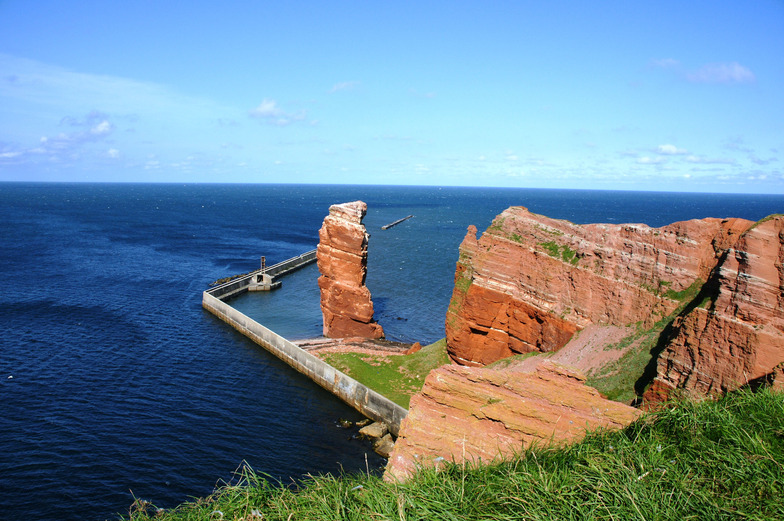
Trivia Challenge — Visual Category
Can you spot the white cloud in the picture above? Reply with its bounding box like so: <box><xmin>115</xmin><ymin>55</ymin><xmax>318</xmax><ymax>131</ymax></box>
<box><xmin>248</xmin><ymin>98</ymin><xmax>306</xmax><ymax>126</ymax></box>
<box><xmin>91</xmin><ymin>120</ymin><xmax>113</xmax><ymax>135</ymax></box>
<box><xmin>0</xmin><ymin>53</ymin><xmax>241</xmax><ymax>173</ymax></box>
<box><xmin>685</xmin><ymin>155</ymin><xmax>736</xmax><ymax>165</ymax></box>
<box><xmin>329</xmin><ymin>81</ymin><xmax>359</xmax><ymax>93</ymax></box>
<box><xmin>107</xmin><ymin>148</ymin><xmax>119</xmax><ymax>158</ymax></box>
<box><xmin>249</xmin><ymin>99</ymin><xmax>283</xmax><ymax>118</ymax></box>
<box><xmin>686</xmin><ymin>62</ymin><xmax>755</xmax><ymax>84</ymax></box>
<box><xmin>652</xmin><ymin>58</ymin><xmax>756</xmax><ymax>85</ymax></box>
<box><xmin>637</xmin><ymin>156</ymin><xmax>664</xmax><ymax>165</ymax></box>
<box><xmin>0</xmin><ymin>110</ymin><xmax>117</xmax><ymax>165</ymax></box>
<box><xmin>657</xmin><ymin>144</ymin><xmax>687</xmax><ymax>155</ymax></box>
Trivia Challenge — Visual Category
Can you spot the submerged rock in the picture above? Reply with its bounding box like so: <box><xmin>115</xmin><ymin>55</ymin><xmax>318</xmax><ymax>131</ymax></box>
<box><xmin>374</xmin><ymin>434</ymin><xmax>395</xmax><ymax>458</ymax></box>
<box><xmin>359</xmin><ymin>421</ymin><xmax>388</xmax><ymax>439</ymax></box>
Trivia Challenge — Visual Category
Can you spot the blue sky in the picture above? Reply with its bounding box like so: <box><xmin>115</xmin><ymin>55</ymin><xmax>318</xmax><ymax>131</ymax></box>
<box><xmin>1</xmin><ymin>1</ymin><xmax>782</xmax><ymax>193</ymax></box>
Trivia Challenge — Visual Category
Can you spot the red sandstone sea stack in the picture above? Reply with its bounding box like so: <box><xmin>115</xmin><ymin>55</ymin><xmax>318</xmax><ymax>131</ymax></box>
<box><xmin>317</xmin><ymin>201</ymin><xmax>384</xmax><ymax>339</ymax></box>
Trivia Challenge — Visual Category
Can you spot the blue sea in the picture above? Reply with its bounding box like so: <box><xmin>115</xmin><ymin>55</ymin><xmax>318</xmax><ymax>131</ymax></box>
<box><xmin>1</xmin><ymin>183</ymin><xmax>782</xmax><ymax>520</ymax></box>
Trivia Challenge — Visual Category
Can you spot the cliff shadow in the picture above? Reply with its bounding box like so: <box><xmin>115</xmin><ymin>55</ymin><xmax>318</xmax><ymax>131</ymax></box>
<box><xmin>632</xmin><ymin>268</ymin><xmax>723</xmax><ymax>402</ymax></box>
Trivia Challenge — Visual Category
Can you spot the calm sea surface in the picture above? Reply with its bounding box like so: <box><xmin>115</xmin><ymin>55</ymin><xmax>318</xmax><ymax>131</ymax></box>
<box><xmin>1</xmin><ymin>183</ymin><xmax>782</xmax><ymax>520</ymax></box>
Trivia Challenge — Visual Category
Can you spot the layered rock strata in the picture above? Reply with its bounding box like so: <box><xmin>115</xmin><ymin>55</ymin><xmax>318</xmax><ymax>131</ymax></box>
<box><xmin>384</xmin><ymin>361</ymin><xmax>641</xmax><ymax>481</ymax></box>
<box><xmin>317</xmin><ymin>201</ymin><xmax>384</xmax><ymax>339</ymax></box>
<box><xmin>645</xmin><ymin>216</ymin><xmax>784</xmax><ymax>402</ymax></box>
<box><xmin>445</xmin><ymin>206</ymin><xmax>784</xmax><ymax>402</ymax></box>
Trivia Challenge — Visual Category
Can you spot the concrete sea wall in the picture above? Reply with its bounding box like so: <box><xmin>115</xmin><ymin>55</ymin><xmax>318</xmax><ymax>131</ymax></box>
<box><xmin>202</xmin><ymin>253</ymin><xmax>407</xmax><ymax>435</ymax></box>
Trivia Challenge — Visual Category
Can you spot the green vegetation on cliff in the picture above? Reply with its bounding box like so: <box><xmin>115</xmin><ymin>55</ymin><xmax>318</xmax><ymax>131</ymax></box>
<box><xmin>128</xmin><ymin>387</ymin><xmax>784</xmax><ymax>520</ymax></box>
<box><xmin>588</xmin><ymin>279</ymin><xmax>707</xmax><ymax>403</ymax></box>
<box><xmin>321</xmin><ymin>339</ymin><xmax>450</xmax><ymax>409</ymax></box>
<box><xmin>538</xmin><ymin>240</ymin><xmax>579</xmax><ymax>265</ymax></box>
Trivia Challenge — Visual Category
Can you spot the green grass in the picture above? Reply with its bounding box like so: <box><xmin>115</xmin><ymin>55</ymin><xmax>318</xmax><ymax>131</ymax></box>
<box><xmin>485</xmin><ymin>350</ymin><xmax>548</xmax><ymax>370</ymax></box>
<box><xmin>320</xmin><ymin>339</ymin><xmax>451</xmax><ymax>409</ymax></box>
<box><xmin>747</xmin><ymin>213</ymin><xmax>783</xmax><ymax>232</ymax></box>
<box><xmin>538</xmin><ymin>241</ymin><xmax>579</xmax><ymax>265</ymax></box>
<box><xmin>587</xmin><ymin>279</ymin><xmax>706</xmax><ymax>403</ymax></box>
<box><xmin>127</xmin><ymin>387</ymin><xmax>784</xmax><ymax>520</ymax></box>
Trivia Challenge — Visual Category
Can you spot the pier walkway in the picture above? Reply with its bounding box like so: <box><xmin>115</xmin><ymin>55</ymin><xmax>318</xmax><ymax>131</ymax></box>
<box><xmin>202</xmin><ymin>250</ymin><xmax>407</xmax><ymax>435</ymax></box>
<box><xmin>208</xmin><ymin>249</ymin><xmax>317</xmax><ymax>300</ymax></box>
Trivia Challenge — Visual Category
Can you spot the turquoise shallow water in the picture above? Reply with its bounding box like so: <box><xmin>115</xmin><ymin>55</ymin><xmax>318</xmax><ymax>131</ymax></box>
<box><xmin>1</xmin><ymin>183</ymin><xmax>781</xmax><ymax>520</ymax></box>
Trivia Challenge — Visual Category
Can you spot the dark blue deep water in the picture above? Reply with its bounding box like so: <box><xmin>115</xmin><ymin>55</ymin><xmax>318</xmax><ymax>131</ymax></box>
<box><xmin>1</xmin><ymin>183</ymin><xmax>782</xmax><ymax>520</ymax></box>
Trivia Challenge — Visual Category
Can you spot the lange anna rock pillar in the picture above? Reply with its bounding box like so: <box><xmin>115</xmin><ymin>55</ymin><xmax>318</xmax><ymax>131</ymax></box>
<box><xmin>316</xmin><ymin>201</ymin><xmax>384</xmax><ymax>339</ymax></box>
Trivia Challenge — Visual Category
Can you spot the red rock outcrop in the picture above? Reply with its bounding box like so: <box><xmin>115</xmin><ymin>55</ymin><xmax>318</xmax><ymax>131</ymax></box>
<box><xmin>645</xmin><ymin>216</ymin><xmax>784</xmax><ymax>402</ymax></box>
<box><xmin>445</xmin><ymin>206</ymin><xmax>784</xmax><ymax>403</ymax></box>
<box><xmin>317</xmin><ymin>201</ymin><xmax>384</xmax><ymax>339</ymax></box>
<box><xmin>384</xmin><ymin>361</ymin><xmax>641</xmax><ymax>481</ymax></box>
<box><xmin>446</xmin><ymin>207</ymin><xmax>750</xmax><ymax>366</ymax></box>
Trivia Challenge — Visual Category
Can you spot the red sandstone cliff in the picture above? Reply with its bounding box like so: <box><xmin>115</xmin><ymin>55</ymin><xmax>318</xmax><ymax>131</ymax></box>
<box><xmin>444</xmin><ymin>206</ymin><xmax>783</xmax><ymax>402</ymax></box>
<box><xmin>317</xmin><ymin>201</ymin><xmax>384</xmax><ymax>339</ymax></box>
<box><xmin>385</xmin><ymin>361</ymin><xmax>640</xmax><ymax>481</ymax></box>
<box><xmin>645</xmin><ymin>216</ymin><xmax>784</xmax><ymax>402</ymax></box>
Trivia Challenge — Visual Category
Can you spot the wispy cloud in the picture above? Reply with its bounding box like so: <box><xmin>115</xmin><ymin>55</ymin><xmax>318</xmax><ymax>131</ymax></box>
<box><xmin>686</xmin><ymin>62</ymin><xmax>755</xmax><ymax>84</ymax></box>
<box><xmin>0</xmin><ymin>110</ymin><xmax>116</xmax><ymax>165</ymax></box>
<box><xmin>637</xmin><ymin>156</ymin><xmax>665</xmax><ymax>165</ymax></box>
<box><xmin>652</xmin><ymin>58</ymin><xmax>756</xmax><ymax>84</ymax></box>
<box><xmin>248</xmin><ymin>98</ymin><xmax>306</xmax><ymax>126</ymax></box>
<box><xmin>0</xmin><ymin>53</ymin><xmax>244</xmax><ymax>173</ymax></box>
<box><xmin>656</xmin><ymin>144</ymin><xmax>687</xmax><ymax>155</ymax></box>
<box><xmin>651</xmin><ymin>58</ymin><xmax>680</xmax><ymax>69</ymax></box>
<box><xmin>329</xmin><ymin>81</ymin><xmax>359</xmax><ymax>93</ymax></box>
<box><xmin>685</xmin><ymin>155</ymin><xmax>736</xmax><ymax>165</ymax></box>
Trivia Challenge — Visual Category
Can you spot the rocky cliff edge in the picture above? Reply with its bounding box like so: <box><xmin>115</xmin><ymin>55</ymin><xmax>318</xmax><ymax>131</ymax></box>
<box><xmin>445</xmin><ymin>207</ymin><xmax>783</xmax><ymax>402</ymax></box>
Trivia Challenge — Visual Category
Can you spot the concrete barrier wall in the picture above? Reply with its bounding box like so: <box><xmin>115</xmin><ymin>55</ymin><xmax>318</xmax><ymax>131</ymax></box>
<box><xmin>265</xmin><ymin>250</ymin><xmax>317</xmax><ymax>277</ymax></box>
<box><xmin>202</xmin><ymin>290</ymin><xmax>407</xmax><ymax>435</ymax></box>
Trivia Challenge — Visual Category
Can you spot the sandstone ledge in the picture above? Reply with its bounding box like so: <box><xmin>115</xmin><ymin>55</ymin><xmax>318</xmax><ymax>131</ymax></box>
<box><xmin>384</xmin><ymin>361</ymin><xmax>641</xmax><ymax>481</ymax></box>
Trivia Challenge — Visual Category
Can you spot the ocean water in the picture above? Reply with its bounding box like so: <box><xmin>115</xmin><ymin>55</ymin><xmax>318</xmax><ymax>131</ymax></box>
<box><xmin>0</xmin><ymin>183</ymin><xmax>781</xmax><ymax>521</ymax></box>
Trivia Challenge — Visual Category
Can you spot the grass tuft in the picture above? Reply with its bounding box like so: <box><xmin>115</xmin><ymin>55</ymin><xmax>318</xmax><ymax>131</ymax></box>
<box><xmin>127</xmin><ymin>387</ymin><xmax>784</xmax><ymax>520</ymax></box>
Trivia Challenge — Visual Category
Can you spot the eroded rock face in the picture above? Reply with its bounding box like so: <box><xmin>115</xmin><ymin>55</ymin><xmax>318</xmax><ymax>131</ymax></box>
<box><xmin>317</xmin><ymin>201</ymin><xmax>384</xmax><ymax>339</ymax></box>
<box><xmin>645</xmin><ymin>216</ymin><xmax>784</xmax><ymax>402</ymax></box>
<box><xmin>446</xmin><ymin>206</ymin><xmax>783</xmax><ymax>403</ymax></box>
<box><xmin>446</xmin><ymin>208</ymin><xmax>751</xmax><ymax>366</ymax></box>
<box><xmin>384</xmin><ymin>361</ymin><xmax>641</xmax><ymax>481</ymax></box>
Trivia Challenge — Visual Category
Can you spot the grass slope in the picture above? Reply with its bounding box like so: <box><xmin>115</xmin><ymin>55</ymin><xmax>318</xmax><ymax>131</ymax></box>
<box><xmin>128</xmin><ymin>387</ymin><xmax>784</xmax><ymax>520</ymax></box>
<box><xmin>320</xmin><ymin>339</ymin><xmax>450</xmax><ymax>409</ymax></box>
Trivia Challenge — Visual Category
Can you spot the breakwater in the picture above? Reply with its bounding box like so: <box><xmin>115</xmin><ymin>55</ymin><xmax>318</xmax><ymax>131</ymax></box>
<box><xmin>202</xmin><ymin>252</ymin><xmax>408</xmax><ymax>435</ymax></box>
<box><xmin>381</xmin><ymin>214</ymin><xmax>413</xmax><ymax>230</ymax></box>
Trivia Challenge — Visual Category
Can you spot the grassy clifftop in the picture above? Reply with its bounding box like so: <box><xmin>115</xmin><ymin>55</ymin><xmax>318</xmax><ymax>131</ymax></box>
<box><xmin>128</xmin><ymin>387</ymin><xmax>784</xmax><ymax>520</ymax></box>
